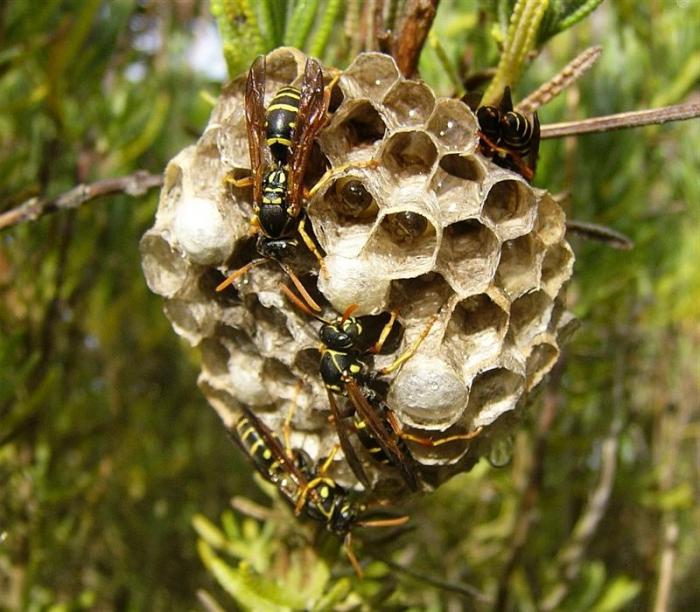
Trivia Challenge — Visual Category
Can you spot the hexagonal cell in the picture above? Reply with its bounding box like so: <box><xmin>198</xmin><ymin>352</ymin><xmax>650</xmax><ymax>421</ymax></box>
<box><xmin>263</xmin><ymin>47</ymin><xmax>306</xmax><ymax>96</ymax></box>
<box><xmin>467</xmin><ymin>368</ymin><xmax>524</xmax><ymax>427</ymax></box>
<box><xmin>320</xmin><ymin>100</ymin><xmax>387</xmax><ymax>163</ymax></box>
<box><xmin>380</xmin><ymin>130</ymin><xmax>438</xmax><ymax>179</ymax></box>
<box><xmin>140</xmin><ymin>230</ymin><xmax>194</xmax><ymax>299</ymax></box>
<box><xmin>525</xmin><ymin>342</ymin><xmax>559</xmax><ymax>390</ymax></box>
<box><xmin>404</xmin><ymin>419</ymin><xmax>480</xmax><ymax>466</ymax></box>
<box><xmin>432</xmin><ymin>154</ymin><xmax>486</xmax><ymax>224</ymax></box>
<box><xmin>482</xmin><ymin>179</ymin><xmax>537</xmax><ymax>240</ymax></box>
<box><xmin>163</xmin><ymin>299</ymin><xmax>215</xmax><ymax>345</ymax></box>
<box><xmin>443</xmin><ymin>293</ymin><xmax>509</xmax><ymax>376</ymax></box>
<box><xmin>388</xmin><ymin>272</ymin><xmax>453</xmax><ymax>331</ymax></box>
<box><xmin>307</xmin><ymin>173</ymin><xmax>379</xmax><ymax>258</ymax></box>
<box><xmin>436</xmin><ymin>220</ymin><xmax>501</xmax><ymax>297</ymax></box>
<box><xmin>217</xmin><ymin>108</ymin><xmax>252</xmax><ymax>170</ymax></box>
<box><xmin>534</xmin><ymin>191</ymin><xmax>566</xmax><ymax>246</ymax></box>
<box><xmin>383</xmin><ymin>79</ymin><xmax>436</xmax><ymax>127</ymax></box>
<box><xmin>426</xmin><ymin>99</ymin><xmax>478</xmax><ymax>152</ymax></box>
<box><xmin>495</xmin><ymin>234</ymin><xmax>545</xmax><ymax>299</ymax></box>
<box><xmin>540</xmin><ymin>242</ymin><xmax>574</xmax><ymax>298</ymax></box>
<box><xmin>343</xmin><ymin>52</ymin><xmax>401</xmax><ymax>101</ymax></box>
<box><xmin>509</xmin><ymin>290</ymin><xmax>554</xmax><ymax>348</ymax></box>
<box><xmin>200</xmin><ymin>336</ymin><xmax>233</xmax><ymax>378</ymax></box>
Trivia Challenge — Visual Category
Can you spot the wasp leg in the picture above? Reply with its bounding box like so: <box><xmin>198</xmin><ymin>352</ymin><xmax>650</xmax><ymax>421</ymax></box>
<box><xmin>370</xmin><ymin>311</ymin><xmax>398</xmax><ymax>355</ymax></box>
<box><xmin>306</xmin><ymin>159</ymin><xmax>380</xmax><ymax>200</ymax></box>
<box><xmin>387</xmin><ymin>410</ymin><xmax>483</xmax><ymax>447</ymax></box>
<box><xmin>293</xmin><ymin>445</ymin><xmax>340</xmax><ymax>515</ymax></box>
<box><xmin>297</xmin><ymin>215</ymin><xmax>327</xmax><ymax>275</ymax></box>
<box><xmin>378</xmin><ymin>313</ymin><xmax>437</xmax><ymax>375</ymax></box>
<box><xmin>225</xmin><ymin>174</ymin><xmax>254</xmax><ymax>188</ymax></box>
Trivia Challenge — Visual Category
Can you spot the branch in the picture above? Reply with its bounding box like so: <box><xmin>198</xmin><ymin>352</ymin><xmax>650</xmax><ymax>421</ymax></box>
<box><xmin>517</xmin><ymin>46</ymin><xmax>602</xmax><ymax>114</ymax></box>
<box><xmin>566</xmin><ymin>219</ymin><xmax>634</xmax><ymax>251</ymax></box>
<box><xmin>392</xmin><ymin>0</ymin><xmax>439</xmax><ymax>77</ymax></box>
<box><xmin>540</xmin><ymin>102</ymin><xmax>700</xmax><ymax>139</ymax></box>
<box><xmin>0</xmin><ymin>171</ymin><xmax>164</xmax><ymax>231</ymax></box>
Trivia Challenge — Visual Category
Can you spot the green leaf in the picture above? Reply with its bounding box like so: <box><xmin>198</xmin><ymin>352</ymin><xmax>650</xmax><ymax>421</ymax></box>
<box><xmin>591</xmin><ymin>576</ymin><xmax>642</xmax><ymax>612</ymax></box>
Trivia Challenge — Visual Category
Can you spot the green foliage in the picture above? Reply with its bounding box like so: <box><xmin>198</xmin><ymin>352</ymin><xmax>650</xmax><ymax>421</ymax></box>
<box><xmin>1</xmin><ymin>1</ymin><xmax>699</xmax><ymax>610</ymax></box>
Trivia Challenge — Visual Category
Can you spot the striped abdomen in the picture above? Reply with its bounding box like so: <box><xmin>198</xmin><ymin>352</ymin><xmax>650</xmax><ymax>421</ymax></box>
<box><xmin>500</xmin><ymin>111</ymin><xmax>535</xmax><ymax>157</ymax></box>
<box><xmin>266</xmin><ymin>85</ymin><xmax>300</xmax><ymax>163</ymax></box>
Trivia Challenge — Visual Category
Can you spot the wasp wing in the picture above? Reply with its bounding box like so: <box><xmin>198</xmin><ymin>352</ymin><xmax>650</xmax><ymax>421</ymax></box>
<box><xmin>526</xmin><ymin>111</ymin><xmax>540</xmax><ymax>178</ymax></box>
<box><xmin>327</xmin><ymin>389</ymin><xmax>371</xmax><ymax>489</ymax></box>
<box><xmin>344</xmin><ymin>379</ymin><xmax>419</xmax><ymax>492</ymax></box>
<box><xmin>287</xmin><ymin>58</ymin><xmax>328</xmax><ymax>217</ymax></box>
<box><xmin>245</xmin><ymin>55</ymin><xmax>267</xmax><ymax>206</ymax></box>
<box><xmin>499</xmin><ymin>85</ymin><xmax>514</xmax><ymax>113</ymax></box>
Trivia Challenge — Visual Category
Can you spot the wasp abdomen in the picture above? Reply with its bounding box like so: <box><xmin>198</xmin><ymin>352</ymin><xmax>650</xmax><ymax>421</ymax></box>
<box><xmin>266</xmin><ymin>85</ymin><xmax>301</xmax><ymax>163</ymax></box>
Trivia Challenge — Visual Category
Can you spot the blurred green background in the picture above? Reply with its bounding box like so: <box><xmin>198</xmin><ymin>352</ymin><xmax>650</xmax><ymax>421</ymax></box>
<box><xmin>1</xmin><ymin>1</ymin><xmax>698</xmax><ymax>610</ymax></box>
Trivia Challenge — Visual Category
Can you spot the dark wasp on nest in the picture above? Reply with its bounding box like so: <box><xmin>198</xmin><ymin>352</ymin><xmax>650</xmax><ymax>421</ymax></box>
<box><xmin>229</xmin><ymin>405</ymin><xmax>409</xmax><ymax>577</ymax></box>
<box><xmin>474</xmin><ymin>86</ymin><xmax>541</xmax><ymax>182</ymax></box>
<box><xmin>280</xmin><ymin>282</ymin><xmax>483</xmax><ymax>494</ymax></box>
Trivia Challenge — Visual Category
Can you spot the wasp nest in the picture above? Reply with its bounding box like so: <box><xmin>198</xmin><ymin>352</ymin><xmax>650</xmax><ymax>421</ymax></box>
<box><xmin>141</xmin><ymin>48</ymin><xmax>575</xmax><ymax>494</ymax></box>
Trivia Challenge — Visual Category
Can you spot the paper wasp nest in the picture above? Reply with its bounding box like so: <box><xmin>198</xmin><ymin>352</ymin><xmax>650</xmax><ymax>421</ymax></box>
<box><xmin>141</xmin><ymin>48</ymin><xmax>575</xmax><ymax>494</ymax></box>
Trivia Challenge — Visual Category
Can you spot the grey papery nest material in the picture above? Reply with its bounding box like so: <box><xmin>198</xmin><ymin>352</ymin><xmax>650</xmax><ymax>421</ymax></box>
<box><xmin>141</xmin><ymin>48</ymin><xmax>575</xmax><ymax>495</ymax></box>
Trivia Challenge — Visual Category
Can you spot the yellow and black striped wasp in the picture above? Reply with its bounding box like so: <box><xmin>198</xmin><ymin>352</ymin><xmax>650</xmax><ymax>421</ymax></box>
<box><xmin>475</xmin><ymin>86</ymin><xmax>540</xmax><ymax>182</ymax></box>
<box><xmin>216</xmin><ymin>55</ymin><xmax>335</xmax><ymax>295</ymax></box>
<box><xmin>280</xmin><ymin>284</ymin><xmax>483</xmax><ymax>493</ymax></box>
<box><xmin>229</xmin><ymin>404</ymin><xmax>408</xmax><ymax>577</ymax></box>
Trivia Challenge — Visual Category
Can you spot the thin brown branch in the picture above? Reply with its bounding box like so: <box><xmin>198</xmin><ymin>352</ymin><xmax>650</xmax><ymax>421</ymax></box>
<box><xmin>566</xmin><ymin>219</ymin><xmax>634</xmax><ymax>251</ymax></box>
<box><xmin>540</xmin><ymin>102</ymin><xmax>700</xmax><ymax>139</ymax></box>
<box><xmin>517</xmin><ymin>46</ymin><xmax>602</xmax><ymax>114</ymax></box>
<box><xmin>0</xmin><ymin>170</ymin><xmax>163</xmax><ymax>231</ymax></box>
<box><xmin>494</xmin><ymin>363</ymin><xmax>564</xmax><ymax>611</ymax></box>
<box><xmin>392</xmin><ymin>0</ymin><xmax>439</xmax><ymax>78</ymax></box>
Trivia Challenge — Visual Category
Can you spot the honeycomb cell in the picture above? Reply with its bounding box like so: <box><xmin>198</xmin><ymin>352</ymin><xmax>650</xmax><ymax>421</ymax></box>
<box><xmin>388</xmin><ymin>354</ymin><xmax>469</xmax><ymax>429</ymax></box>
<box><xmin>509</xmin><ymin>290</ymin><xmax>554</xmax><ymax>348</ymax></box>
<box><xmin>163</xmin><ymin>299</ymin><xmax>214</xmax><ymax>345</ymax></box>
<box><xmin>495</xmin><ymin>234</ymin><xmax>545</xmax><ymax>298</ymax></box>
<box><xmin>468</xmin><ymin>368</ymin><xmax>524</xmax><ymax>427</ymax></box>
<box><xmin>525</xmin><ymin>342</ymin><xmax>559</xmax><ymax>390</ymax></box>
<box><xmin>432</xmin><ymin>154</ymin><xmax>486</xmax><ymax>224</ymax></box>
<box><xmin>482</xmin><ymin>178</ymin><xmax>537</xmax><ymax>240</ymax></box>
<box><xmin>140</xmin><ymin>230</ymin><xmax>193</xmax><ymax>299</ymax></box>
<box><xmin>534</xmin><ymin>191</ymin><xmax>566</xmax><ymax>246</ymax></box>
<box><xmin>200</xmin><ymin>336</ymin><xmax>233</xmax><ymax>378</ymax></box>
<box><xmin>380</xmin><ymin>130</ymin><xmax>438</xmax><ymax>178</ymax></box>
<box><xmin>320</xmin><ymin>100</ymin><xmax>387</xmax><ymax>163</ymax></box>
<box><xmin>443</xmin><ymin>293</ymin><xmax>509</xmax><ymax>376</ymax></box>
<box><xmin>264</xmin><ymin>47</ymin><xmax>306</xmax><ymax>95</ymax></box>
<box><xmin>436</xmin><ymin>220</ymin><xmax>500</xmax><ymax>296</ymax></box>
<box><xmin>426</xmin><ymin>99</ymin><xmax>478</xmax><ymax>152</ymax></box>
<box><xmin>172</xmin><ymin>195</ymin><xmax>236</xmax><ymax>265</ymax></box>
<box><xmin>217</xmin><ymin>108</ymin><xmax>251</xmax><ymax>169</ymax></box>
<box><xmin>343</xmin><ymin>52</ymin><xmax>401</xmax><ymax>101</ymax></box>
<box><xmin>540</xmin><ymin>242</ymin><xmax>574</xmax><ymax>298</ymax></box>
<box><xmin>383</xmin><ymin>79</ymin><xmax>436</xmax><ymax>127</ymax></box>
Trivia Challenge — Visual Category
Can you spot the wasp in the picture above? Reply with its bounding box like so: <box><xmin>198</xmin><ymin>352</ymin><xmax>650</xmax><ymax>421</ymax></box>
<box><xmin>475</xmin><ymin>86</ymin><xmax>540</xmax><ymax>182</ymax></box>
<box><xmin>280</xmin><ymin>284</ymin><xmax>483</xmax><ymax>493</ymax></box>
<box><xmin>216</xmin><ymin>55</ymin><xmax>335</xmax><ymax>295</ymax></box>
<box><xmin>230</xmin><ymin>405</ymin><xmax>408</xmax><ymax>577</ymax></box>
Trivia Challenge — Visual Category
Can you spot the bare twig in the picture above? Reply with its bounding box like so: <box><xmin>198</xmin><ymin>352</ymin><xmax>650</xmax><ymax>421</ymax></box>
<box><xmin>392</xmin><ymin>0</ymin><xmax>439</xmax><ymax>78</ymax></box>
<box><xmin>566</xmin><ymin>219</ymin><xmax>634</xmax><ymax>251</ymax></box>
<box><xmin>0</xmin><ymin>170</ymin><xmax>163</xmax><ymax>231</ymax></box>
<box><xmin>517</xmin><ymin>46</ymin><xmax>602</xmax><ymax>114</ymax></box>
<box><xmin>494</xmin><ymin>363</ymin><xmax>563</xmax><ymax>611</ymax></box>
<box><xmin>539</xmin><ymin>419</ymin><xmax>622</xmax><ymax>610</ymax></box>
<box><xmin>380</xmin><ymin>557</ymin><xmax>493</xmax><ymax>603</ymax></box>
<box><xmin>540</xmin><ymin>102</ymin><xmax>700</xmax><ymax>139</ymax></box>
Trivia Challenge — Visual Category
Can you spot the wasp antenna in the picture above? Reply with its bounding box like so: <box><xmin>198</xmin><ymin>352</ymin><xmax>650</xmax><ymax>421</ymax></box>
<box><xmin>341</xmin><ymin>303</ymin><xmax>359</xmax><ymax>323</ymax></box>
<box><xmin>216</xmin><ymin>259</ymin><xmax>266</xmax><ymax>292</ymax></box>
<box><xmin>356</xmin><ymin>515</ymin><xmax>410</xmax><ymax>529</ymax></box>
<box><xmin>279</xmin><ymin>262</ymin><xmax>323</xmax><ymax>312</ymax></box>
<box><xmin>344</xmin><ymin>533</ymin><xmax>364</xmax><ymax>579</ymax></box>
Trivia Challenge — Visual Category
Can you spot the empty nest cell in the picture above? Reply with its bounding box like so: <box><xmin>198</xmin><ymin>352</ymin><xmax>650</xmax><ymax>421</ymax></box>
<box><xmin>426</xmin><ymin>98</ymin><xmax>478</xmax><ymax>152</ymax></box>
<box><xmin>342</xmin><ymin>52</ymin><xmax>401</xmax><ymax>101</ymax></box>
<box><xmin>482</xmin><ymin>178</ymin><xmax>537</xmax><ymax>240</ymax></box>
<box><xmin>380</xmin><ymin>130</ymin><xmax>438</xmax><ymax>178</ymax></box>
<box><xmin>382</xmin><ymin>79</ymin><xmax>436</xmax><ymax>127</ymax></box>
<box><xmin>436</xmin><ymin>219</ymin><xmax>501</xmax><ymax>296</ymax></box>
<box><xmin>467</xmin><ymin>367</ymin><xmax>524</xmax><ymax>427</ymax></box>
<box><xmin>508</xmin><ymin>290</ymin><xmax>554</xmax><ymax>348</ymax></box>
<box><xmin>495</xmin><ymin>234</ymin><xmax>545</xmax><ymax>298</ymax></box>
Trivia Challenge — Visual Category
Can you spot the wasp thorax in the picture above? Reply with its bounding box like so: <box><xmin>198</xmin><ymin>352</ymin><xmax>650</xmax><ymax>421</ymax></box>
<box><xmin>142</xmin><ymin>47</ymin><xmax>575</xmax><ymax>495</ymax></box>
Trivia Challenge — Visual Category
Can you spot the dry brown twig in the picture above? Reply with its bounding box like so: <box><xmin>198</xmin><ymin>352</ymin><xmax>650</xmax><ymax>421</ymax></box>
<box><xmin>541</xmin><ymin>101</ymin><xmax>700</xmax><ymax>139</ymax></box>
<box><xmin>392</xmin><ymin>0</ymin><xmax>439</xmax><ymax>77</ymax></box>
<box><xmin>0</xmin><ymin>171</ymin><xmax>163</xmax><ymax>231</ymax></box>
<box><xmin>517</xmin><ymin>46</ymin><xmax>603</xmax><ymax>114</ymax></box>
